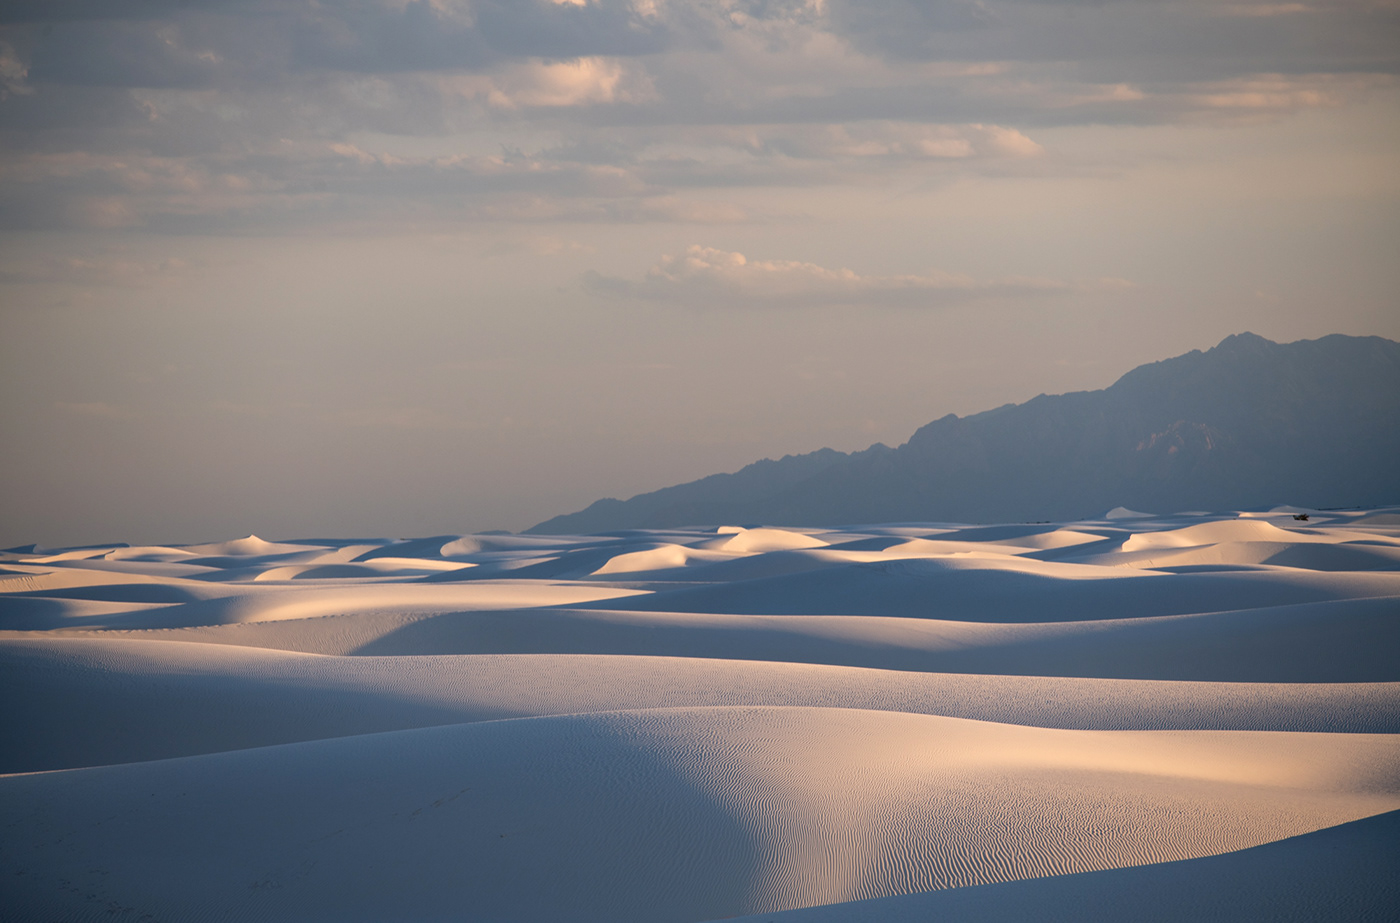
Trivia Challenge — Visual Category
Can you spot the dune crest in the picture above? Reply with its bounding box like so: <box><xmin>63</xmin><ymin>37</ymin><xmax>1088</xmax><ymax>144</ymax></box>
<box><xmin>3</xmin><ymin>506</ymin><xmax>1398</xmax><ymax>919</ymax></box>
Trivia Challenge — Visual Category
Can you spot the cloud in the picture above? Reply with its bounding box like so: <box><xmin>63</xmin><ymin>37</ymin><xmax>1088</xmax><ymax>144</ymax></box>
<box><xmin>0</xmin><ymin>0</ymin><xmax>1394</xmax><ymax>236</ymax></box>
<box><xmin>827</xmin><ymin>0</ymin><xmax>1400</xmax><ymax>84</ymax></box>
<box><xmin>0</xmin><ymin>40</ymin><xmax>31</xmax><ymax>99</ymax></box>
<box><xmin>25</xmin><ymin>19</ymin><xmax>229</xmax><ymax>89</ymax></box>
<box><xmin>0</xmin><ymin>253</ymin><xmax>189</xmax><ymax>286</ymax></box>
<box><xmin>1</xmin><ymin>117</ymin><xmax>1038</xmax><ymax>232</ymax></box>
<box><xmin>0</xmin><ymin>149</ymin><xmax>283</xmax><ymax>230</ymax></box>
<box><xmin>6</xmin><ymin>2</ymin><xmax>668</xmax><ymax>87</ymax></box>
<box><xmin>434</xmin><ymin>56</ymin><xmax>654</xmax><ymax>108</ymax></box>
<box><xmin>652</xmin><ymin>121</ymin><xmax>1044</xmax><ymax>161</ymax></box>
<box><xmin>586</xmin><ymin>245</ymin><xmax>1132</xmax><ymax>308</ymax></box>
<box><xmin>0</xmin><ymin>141</ymin><xmax>667</xmax><ymax>231</ymax></box>
<box><xmin>0</xmin><ymin>1</ymin><xmax>223</xmax><ymax>24</ymax></box>
<box><xmin>1189</xmin><ymin>74</ymin><xmax>1354</xmax><ymax>112</ymax></box>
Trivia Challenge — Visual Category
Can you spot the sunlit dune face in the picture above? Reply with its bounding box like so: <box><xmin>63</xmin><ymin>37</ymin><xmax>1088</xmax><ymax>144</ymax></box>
<box><xmin>3</xmin><ymin>508</ymin><xmax>1400</xmax><ymax>918</ymax></box>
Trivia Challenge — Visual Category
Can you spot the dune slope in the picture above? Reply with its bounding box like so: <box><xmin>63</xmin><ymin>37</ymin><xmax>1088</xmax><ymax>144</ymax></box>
<box><xmin>722</xmin><ymin>808</ymin><xmax>1400</xmax><ymax>923</ymax></box>
<box><xmin>2</xmin><ymin>507</ymin><xmax>1398</xmax><ymax>919</ymax></box>
<box><xmin>5</xmin><ymin>708</ymin><xmax>1398</xmax><ymax>922</ymax></box>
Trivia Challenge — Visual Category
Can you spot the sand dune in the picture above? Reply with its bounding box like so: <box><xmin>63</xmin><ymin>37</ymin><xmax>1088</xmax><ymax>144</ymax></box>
<box><xmin>6</xmin><ymin>639</ymin><xmax>1399</xmax><ymax>774</ymax></box>
<box><xmin>5</xmin><ymin>708</ymin><xmax>1397</xmax><ymax>922</ymax></box>
<box><xmin>91</xmin><ymin>593</ymin><xmax>1396</xmax><ymax>682</ymax></box>
<box><xmin>726</xmin><ymin>809</ymin><xmax>1400</xmax><ymax>922</ymax></box>
<box><xmin>2</xmin><ymin>507</ymin><xmax>1398</xmax><ymax>919</ymax></box>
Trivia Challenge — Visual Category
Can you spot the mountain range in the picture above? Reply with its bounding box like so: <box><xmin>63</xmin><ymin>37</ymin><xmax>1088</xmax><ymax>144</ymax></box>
<box><xmin>529</xmin><ymin>333</ymin><xmax>1400</xmax><ymax>533</ymax></box>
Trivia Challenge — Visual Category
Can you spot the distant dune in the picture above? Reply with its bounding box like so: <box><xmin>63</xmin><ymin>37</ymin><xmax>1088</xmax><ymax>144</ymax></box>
<box><xmin>530</xmin><ymin>333</ymin><xmax>1400</xmax><ymax>533</ymax></box>
<box><xmin>3</xmin><ymin>505</ymin><xmax>1399</xmax><ymax>920</ymax></box>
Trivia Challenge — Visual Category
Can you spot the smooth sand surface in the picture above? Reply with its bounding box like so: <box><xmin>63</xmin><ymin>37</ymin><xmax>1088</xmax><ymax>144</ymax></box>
<box><xmin>2</xmin><ymin>506</ymin><xmax>1398</xmax><ymax>920</ymax></box>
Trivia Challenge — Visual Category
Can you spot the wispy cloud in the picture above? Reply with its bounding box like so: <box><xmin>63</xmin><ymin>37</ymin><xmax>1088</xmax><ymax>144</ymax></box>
<box><xmin>586</xmin><ymin>245</ymin><xmax>1133</xmax><ymax>309</ymax></box>
<box><xmin>648</xmin><ymin>121</ymin><xmax>1045</xmax><ymax>162</ymax></box>
<box><xmin>0</xmin><ymin>0</ymin><xmax>1392</xmax><ymax>235</ymax></box>
<box><xmin>433</xmin><ymin>56</ymin><xmax>655</xmax><ymax>109</ymax></box>
<box><xmin>0</xmin><ymin>252</ymin><xmax>189</xmax><ymax>286</ymax></box>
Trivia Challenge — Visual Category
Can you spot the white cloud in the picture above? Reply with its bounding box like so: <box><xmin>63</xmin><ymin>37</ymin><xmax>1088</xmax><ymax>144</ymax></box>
<box><xmin>670</xmin><ymin>121</ymin><xmax>1044</xmax><ymax>161</ymax></box>
<box><xmin>1190</xmin><ymin>74</ymin><xmax>1356</xmax><ymax>112</ymax></box>
<box><xmin>436</xmin><ymin>56</ymin><xmax>654</xmax><ymax>109</ymax></box>
<box><xmin>0</xmin><ymin>41</ymin><xmax>32</xmax><ymax>99</ymax></box>
<box><xmin>587</xmin><ymin>245</ymin><xmax>1132</xmax><ymax>308</ymax></box>
<box><xmin>0</xmin><ymin>0</ymin><xmax>1394</xmax><ymax>235</ymax></box>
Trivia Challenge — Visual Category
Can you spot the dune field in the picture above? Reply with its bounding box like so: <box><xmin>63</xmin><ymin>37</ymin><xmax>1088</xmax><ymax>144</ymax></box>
<box><xmin>2</xmin><ymin>506</ymin><xmax>1399</xmax><ymax>921</ymax></box>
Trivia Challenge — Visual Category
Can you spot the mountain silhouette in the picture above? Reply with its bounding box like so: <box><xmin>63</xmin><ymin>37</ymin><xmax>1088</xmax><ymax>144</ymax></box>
<box><xmin>528</xmin><ymin>333</ymin><xmax>1400</xmax><ymax>533</ymax></box>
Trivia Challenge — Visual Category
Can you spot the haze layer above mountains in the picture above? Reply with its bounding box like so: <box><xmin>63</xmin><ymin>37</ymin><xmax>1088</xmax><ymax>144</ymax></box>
<box><xmin>531</xmin><ymin>334</ymin><xmax>1400</xmax><ymax>534</ymax></box>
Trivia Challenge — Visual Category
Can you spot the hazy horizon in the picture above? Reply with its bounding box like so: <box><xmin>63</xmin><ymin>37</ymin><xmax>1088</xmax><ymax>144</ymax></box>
<box><xmin>3</xmin><ymin>1</ymin><xmax>1398</xmax><ymax>547</ymax></box>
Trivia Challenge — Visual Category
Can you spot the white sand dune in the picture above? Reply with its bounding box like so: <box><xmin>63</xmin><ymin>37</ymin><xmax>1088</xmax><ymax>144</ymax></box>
<box><xmin>724</xmin><ymin>808</ymin><xmax>1400</xmax><ymax>922</ymax></box>
<box><xmin>2</xmin><ymin>507</ymin><xmax>1398</xmax><ymax>919</ymax></box>
<box><xmin>583</xmin><ymin>559</ymin><xmax>1400</xmax><ymax>619</ymax></box>
<box><xmin>4</xmin><ymin>708</ymin><xmax>1397</xmax><ymax>922</ymax></box>
<box><xmin>93</xmin><ymin>593</ymin><xmax>1396</xmax><ymax>682</ymax></box>
<box><xmin>0</xmin><ymin>580</ymin><xmax>647</xmax><ymax>631</ymax></box>
<box><xmin>6</xmin><ymin>639</ymin><xmax>1399</xmax><ymax>773</ymax></box>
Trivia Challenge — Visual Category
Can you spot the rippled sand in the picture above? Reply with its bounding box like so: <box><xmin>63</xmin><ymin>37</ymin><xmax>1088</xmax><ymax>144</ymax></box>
<box><xmin>3</xmin><ymin>506</ymin><xmax>1398</xmax><ymax>920</ymax></box>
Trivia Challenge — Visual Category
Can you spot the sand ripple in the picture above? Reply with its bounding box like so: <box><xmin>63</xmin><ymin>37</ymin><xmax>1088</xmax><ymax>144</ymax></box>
<box><xmin>2</xmin><ymin>506</ymin><xmax>1398</xmax><ymax>920</ymax></box>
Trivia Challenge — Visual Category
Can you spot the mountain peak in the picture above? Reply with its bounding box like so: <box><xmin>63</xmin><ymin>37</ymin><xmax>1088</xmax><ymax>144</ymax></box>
<box><xmin>530</xmin><ymin>334</ymin><xmax>1400</xmax><ymax>533</ymax></box>
<box><xmin>1213</xmin><ymin>331</ymin><xmax>1276</xmax><ymax>351</ymax></box>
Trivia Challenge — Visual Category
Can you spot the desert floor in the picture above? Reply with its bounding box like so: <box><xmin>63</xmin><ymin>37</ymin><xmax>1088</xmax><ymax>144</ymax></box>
<box><xmin>3</xmin><ymin>506</ymin><xmax>1398</xmax><ymax>921</ymax></box>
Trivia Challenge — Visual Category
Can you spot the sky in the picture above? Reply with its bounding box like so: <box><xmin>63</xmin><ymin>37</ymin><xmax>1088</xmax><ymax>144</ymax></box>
<box><xmin>1</xmin><ymin>0</ymin><xmax>1397</xmax><ymax>547</ymax></box>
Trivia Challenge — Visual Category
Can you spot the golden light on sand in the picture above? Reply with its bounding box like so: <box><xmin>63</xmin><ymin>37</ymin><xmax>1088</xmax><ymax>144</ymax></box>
<box><xmin>4</xmin><ymin>507</ymin><xmax>1399</xmax><ymax>919</ymax></box>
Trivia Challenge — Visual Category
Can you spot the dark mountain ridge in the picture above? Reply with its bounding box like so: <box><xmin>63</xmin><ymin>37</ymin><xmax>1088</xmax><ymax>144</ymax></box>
<box><xmin>528</xmin><ymin>333</ymin><xmax>1400</xmax><ymax>533</ymax></box>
